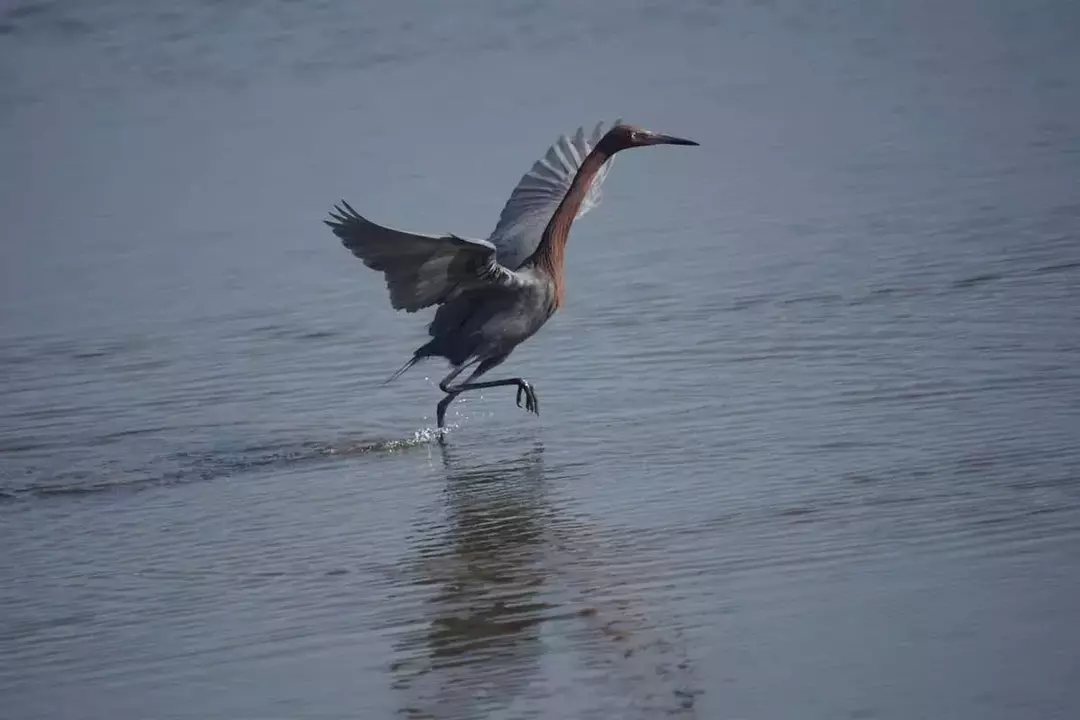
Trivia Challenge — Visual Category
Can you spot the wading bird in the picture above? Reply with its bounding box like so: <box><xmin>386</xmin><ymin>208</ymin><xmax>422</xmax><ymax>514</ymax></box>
<box><xmin>325</xmin><ymin>121</ymin><xmax>697</xmax><ymax>430</ymax></box>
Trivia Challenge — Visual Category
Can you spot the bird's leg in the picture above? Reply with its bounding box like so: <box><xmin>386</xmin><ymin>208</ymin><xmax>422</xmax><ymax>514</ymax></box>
<box><xmin>447</xmin><ymin>377</ymin><xmax>539</xmax><ymax>416</ymax></box>
<box><xmin>436</xmin><ymin>379</ymin><xmax>538</xmax><ymax>427</ymax></box>
<box><xmin>436</xmin><ymin>364</ymin><xmax>470</xmax><ymax>430</ymax></box>
<box><xmin>436</xmin><ymin>392</ymin><xmax>460</xmax><ymax>430</ymax></box>
<box><xmin>434</xmin><ymin>357</ymin><xmax>539</xmax><ymax>430</ymax></box>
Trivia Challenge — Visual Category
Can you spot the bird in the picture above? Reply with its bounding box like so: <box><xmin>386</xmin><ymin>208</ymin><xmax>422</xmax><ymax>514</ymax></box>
<box><xmin>325</xmin><ymin>121</ymin><xmax>698</xmax><ymax>431</ymax></box>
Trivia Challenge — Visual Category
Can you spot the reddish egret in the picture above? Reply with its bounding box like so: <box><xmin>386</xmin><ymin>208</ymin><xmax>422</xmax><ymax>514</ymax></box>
<box><xmin>325</xmin><ymin>122</ymin><xmax>697</xmax><ymax>429</ymax></box>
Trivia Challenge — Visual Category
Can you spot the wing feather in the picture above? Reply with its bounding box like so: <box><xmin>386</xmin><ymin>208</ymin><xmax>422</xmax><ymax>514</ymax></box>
<box><xmin>325</xmin><ymin>200</ymin><xmax>517</xmax><ymax>313</ymax></box>
<box><xmin>487</xmin><ymin>119</ymin><xmax>620</xmax><ymax>270</ymax></box>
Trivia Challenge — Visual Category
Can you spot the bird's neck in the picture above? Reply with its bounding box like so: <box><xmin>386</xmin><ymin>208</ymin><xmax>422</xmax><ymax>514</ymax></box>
<box><xmin>526</xmin><ymin>144</ymin><xmax>614</xmax><ymax>306</ymax></box>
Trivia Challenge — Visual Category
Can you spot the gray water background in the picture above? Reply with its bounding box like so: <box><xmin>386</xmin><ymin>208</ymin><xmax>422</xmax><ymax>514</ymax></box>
<box><xmin>2</xmin><ymin>0</ymin><xmax>1079</xmax><ymax>718</ymax></box>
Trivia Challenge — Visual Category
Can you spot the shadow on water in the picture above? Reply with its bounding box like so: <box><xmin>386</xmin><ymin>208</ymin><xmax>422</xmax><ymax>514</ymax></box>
<box><xmin>392</xmin><ymin>442</ymin><xmax>553</xmax><ymax>718</ymax></box>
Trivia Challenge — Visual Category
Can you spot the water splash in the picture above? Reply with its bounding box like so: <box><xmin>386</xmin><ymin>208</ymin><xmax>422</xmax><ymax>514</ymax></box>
<box><xmin>1</xmin><ymin>426</ymin><xmax>457</xmax><ymax>501</ymax></box>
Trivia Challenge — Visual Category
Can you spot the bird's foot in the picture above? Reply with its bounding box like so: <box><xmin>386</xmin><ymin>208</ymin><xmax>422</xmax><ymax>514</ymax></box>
<box><xmin>515</xmin><ymin>381</ymin><xmax>539</xmax><ymax>416</ymax></box>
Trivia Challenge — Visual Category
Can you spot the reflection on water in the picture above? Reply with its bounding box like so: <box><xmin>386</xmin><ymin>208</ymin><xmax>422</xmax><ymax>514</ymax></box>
<box><xmin>388</xmin><ymin>443</ymin><xmax>703</xmax><ymax>718</ymax></box>
<box><xmin>393</xmin><ymin>443</ymin><xmax>551</xmax><ymax>718</ymax></box>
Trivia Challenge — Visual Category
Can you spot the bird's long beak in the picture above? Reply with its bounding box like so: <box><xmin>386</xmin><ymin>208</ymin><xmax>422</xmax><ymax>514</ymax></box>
<box><xmin>648</xmin><ymin>133</ymin><xmax>699</xmax><ymax>147</ymax></box>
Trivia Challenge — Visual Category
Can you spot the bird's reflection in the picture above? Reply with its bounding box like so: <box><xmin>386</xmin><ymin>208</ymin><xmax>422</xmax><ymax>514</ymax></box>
<box><xmin>393</xmin><ymin>441</ymin><xmax>553</xmax><ymax>719</ymax></box>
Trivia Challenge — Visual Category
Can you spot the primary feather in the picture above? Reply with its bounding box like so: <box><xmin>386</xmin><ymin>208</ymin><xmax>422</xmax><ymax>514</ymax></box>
<box><xmin>487</xmin><ymin>120</ymin><xmax>619</xmax><ymax>269</ymax></box>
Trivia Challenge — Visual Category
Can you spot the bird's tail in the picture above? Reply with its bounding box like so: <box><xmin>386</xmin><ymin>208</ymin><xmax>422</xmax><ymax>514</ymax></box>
<box><xmin>384</xmin><ymin>337</ymin><xmax>446</xmax><ymax>385</ymax></box>
<box><xmin>384</xmin><ymin>356</ymin><xmax>422</xmax><ymax>385</ymax></box>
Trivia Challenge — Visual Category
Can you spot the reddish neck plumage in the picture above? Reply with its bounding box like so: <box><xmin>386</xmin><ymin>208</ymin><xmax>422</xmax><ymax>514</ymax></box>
<box><xmin>526</xmin><ymin>141</ymin><xmax>616</xmax><ymax>306</ymax></box>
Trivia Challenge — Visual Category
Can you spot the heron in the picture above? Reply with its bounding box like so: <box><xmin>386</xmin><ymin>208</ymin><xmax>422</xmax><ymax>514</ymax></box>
<box><xmin>325</xmin><ymin>121</ymin><xmax>698</xmax><ymax>430</ymax></box>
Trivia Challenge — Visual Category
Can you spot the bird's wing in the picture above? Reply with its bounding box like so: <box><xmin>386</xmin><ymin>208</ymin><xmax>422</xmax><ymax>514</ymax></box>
<box><xmin>486</xmin><ymin>119</ymin><xmax>619</xmax><ymax>270</ymax></box>
<box><xmin>325</xmin><ymin>200</ymin><xmax>520</xmax><ymax>313</ymax></box>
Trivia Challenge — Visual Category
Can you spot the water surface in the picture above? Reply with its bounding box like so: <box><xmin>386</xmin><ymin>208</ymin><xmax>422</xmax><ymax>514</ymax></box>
<box><xmin>2</xmin><ymin>1</ymin><xmax>1079</xmax><ymax>718</ymax></box>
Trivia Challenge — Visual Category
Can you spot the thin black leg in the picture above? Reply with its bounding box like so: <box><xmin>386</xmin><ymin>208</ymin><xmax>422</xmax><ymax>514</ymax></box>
<box><xmin>436</xmin><ymin>392</ymin><xmax>458</xmax><ymax>429</ymax></box>
<box><xmin>433</xmin><ymin>355</ymin><xmax>538</xmax><ymax>434</ymax></box>
<box><xmin>435</xmin><ymin>363</ymin><xmax>471</xmax><ymax>431</ymax></box>
<box><xmin>435</xmin><ymin>377</ymin><xmax>539</xmax><ymax>429</ymax></box>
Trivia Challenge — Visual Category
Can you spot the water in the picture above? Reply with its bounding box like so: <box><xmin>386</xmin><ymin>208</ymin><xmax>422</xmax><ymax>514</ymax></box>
<box><xmin>2</xmin><ymin>0</ymin><xmax>1079</xmax><ymax>717</ymax></box>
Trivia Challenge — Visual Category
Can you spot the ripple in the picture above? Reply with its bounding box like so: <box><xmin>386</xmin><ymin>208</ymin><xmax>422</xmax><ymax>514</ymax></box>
<box><xmin>1035</xmin><ymin>260</ymin><xmax>1080</xmax><ymax>275</ymax></box>
<box><xmin>953</xmin><ymin>272</ymin><xmax>1005</xmax><ymax>288</ymax></box>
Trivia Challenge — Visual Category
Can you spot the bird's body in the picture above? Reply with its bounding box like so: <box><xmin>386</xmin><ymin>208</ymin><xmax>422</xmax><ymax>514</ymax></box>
<box><xmin>419</xmin><ymin>266</ymin><xmax>559</xmax><ymax>368</ymax></box>
<box><xmin>325</xmin><ymin>122</ymin><xmax>697</xmax><ymax>430</ymax></box>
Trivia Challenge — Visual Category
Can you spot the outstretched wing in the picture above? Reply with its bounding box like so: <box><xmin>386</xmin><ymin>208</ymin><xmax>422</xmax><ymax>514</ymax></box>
<box><xmin>487</xmin><ymin>119</ymin><xmax>620</xmax><ymax>270</ymax></box>
<box><xmin>325</xmin><ymin>200</ymin><xmax>518</xmax><ymax>313</ymax></box>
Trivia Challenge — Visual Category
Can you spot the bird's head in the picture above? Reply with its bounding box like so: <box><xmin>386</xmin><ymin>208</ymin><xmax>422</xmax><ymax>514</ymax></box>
<box><xmin>600</xmin><ymin>123</ymin><xmax>699</xmax><ymax>152</ymax></box>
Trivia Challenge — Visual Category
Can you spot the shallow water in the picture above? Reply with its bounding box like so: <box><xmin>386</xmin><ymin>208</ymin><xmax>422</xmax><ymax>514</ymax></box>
<box><xmin>3</xmin><ymin>0</ymin><xmax>1080</xmax><ymax>718</ymax></box>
